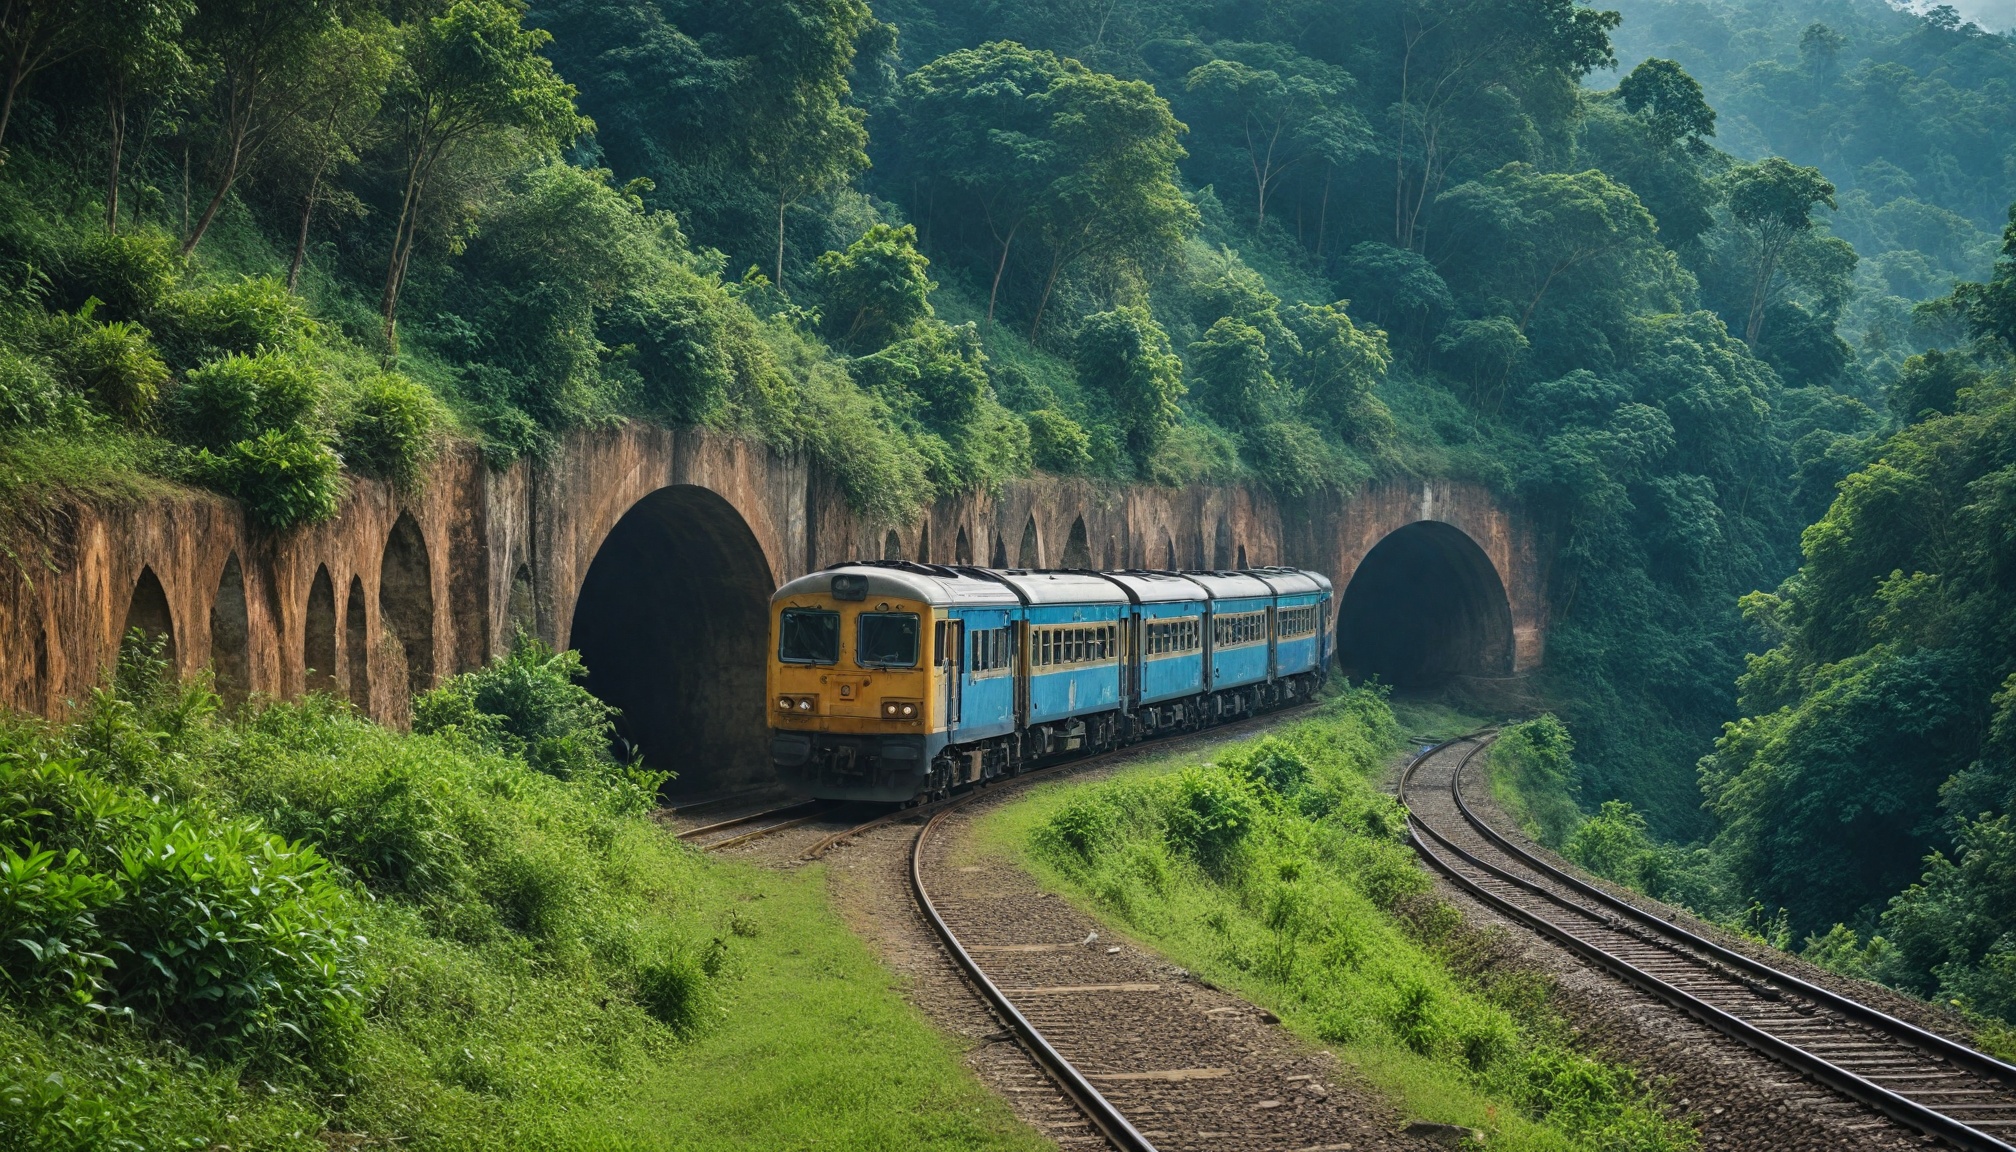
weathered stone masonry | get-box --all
[0,424,1547,791]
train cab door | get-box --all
[935,618,964,730]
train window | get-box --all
[971,626,1013,673]
[779,609,840,664]
[857,613,920,668]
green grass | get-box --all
[972,686,1696,1152]
[583,863,1049,1152]
[0,650,1045,1152]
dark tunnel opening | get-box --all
[1337,521,1514,690]
[569,486,774,798]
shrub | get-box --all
[194,428,344,529]
[169,351,323,451]
[41,314,167,426]
[634,937,726,1035]
[0,347,89,431]
[46,228,179,320]
[338,372,441,487]
[159,276,315,364]
[0,750,363,1065]
[1222,737,1311,796]
[1244,419,1336,497]
[1165,766,1257,868]
[1488,715,1584,849]
[413,635,667,809]
[1023,407,1093,473]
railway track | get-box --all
[676,799,848,851]
[893,701,1407,1152]
[1403,735,2016,1152]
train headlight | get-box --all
[881,699,921,720]
[796,697,815,712]
[777,696,794,712]
[777,694,818,714]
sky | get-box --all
[1903,0,2016,31]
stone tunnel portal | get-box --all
[1336,521,1514,690]
[569,485,775,797]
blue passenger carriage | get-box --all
[994,571,1129,757]
[1251,567,1334,681]
[766,560,1334,804]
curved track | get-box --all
[891,702,1346,1152]
[1403,735,2016,1152]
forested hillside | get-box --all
[0,0,2014,1079]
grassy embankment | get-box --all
[0,640,1045,1152]
[975,686,1698,1152]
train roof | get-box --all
[1177,570,1276,600]
[774,562,1020,608]
[1245,567,1330,596]
[773,563,1332,609]
[988,569,1131,606]
[1097,570,1207,604]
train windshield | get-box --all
[856,612,920,668]
[778,609,840,664]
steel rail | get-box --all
[676,799,834,843]
[1402,737,2016,1152]
[1444,746,2016,1091]
[912,802,1158,1152]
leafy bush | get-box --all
[159,276,316,364]
[46,228,180,320]
[1024,406,1092,472]
[168,351,323,450]
[193,428,345,529]
[413,635,667,809]
[816,223,934,354]
[635,937,727,1034]
[0,750,363,1065]
[1488,716,1583,849]
[338,372,441,487]
[0,348,89,431]
[39,314,168,426]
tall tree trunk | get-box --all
[0,43,29,149]
[1315,164,1332,259]
[104,92,125,233]
[180,140,190,238]
[381,150,431,353]
[1030,246,1066,343]
[182,134,244,256]
[287,164,326,291]
[775,192,788,289]
[986,223,1018,327]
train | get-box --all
[766,561,1334,803]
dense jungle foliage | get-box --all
[2,0,2015,1082]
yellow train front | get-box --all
[766,564,971,801]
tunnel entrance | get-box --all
[1337,521,1513,690]
[569,485,774,797]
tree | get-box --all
[1723,157,1836,346]
[1616,57,1715,148]
[89,0,194,233]
[180,0,348,255]
[898,42,1070,326]
[1952,203,2016,351]
[815,223,934,354]
[1074,305,1183,469]
[1181,49,1366,231]
[272,16,393,290]
[378,0,586,348]
[1025,67,1194,340]
[740,0,871,288]
[1189,316,1279,428]
[0,0,95,145]
[1279,301,1391,443]
[1436,163,1665,336]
